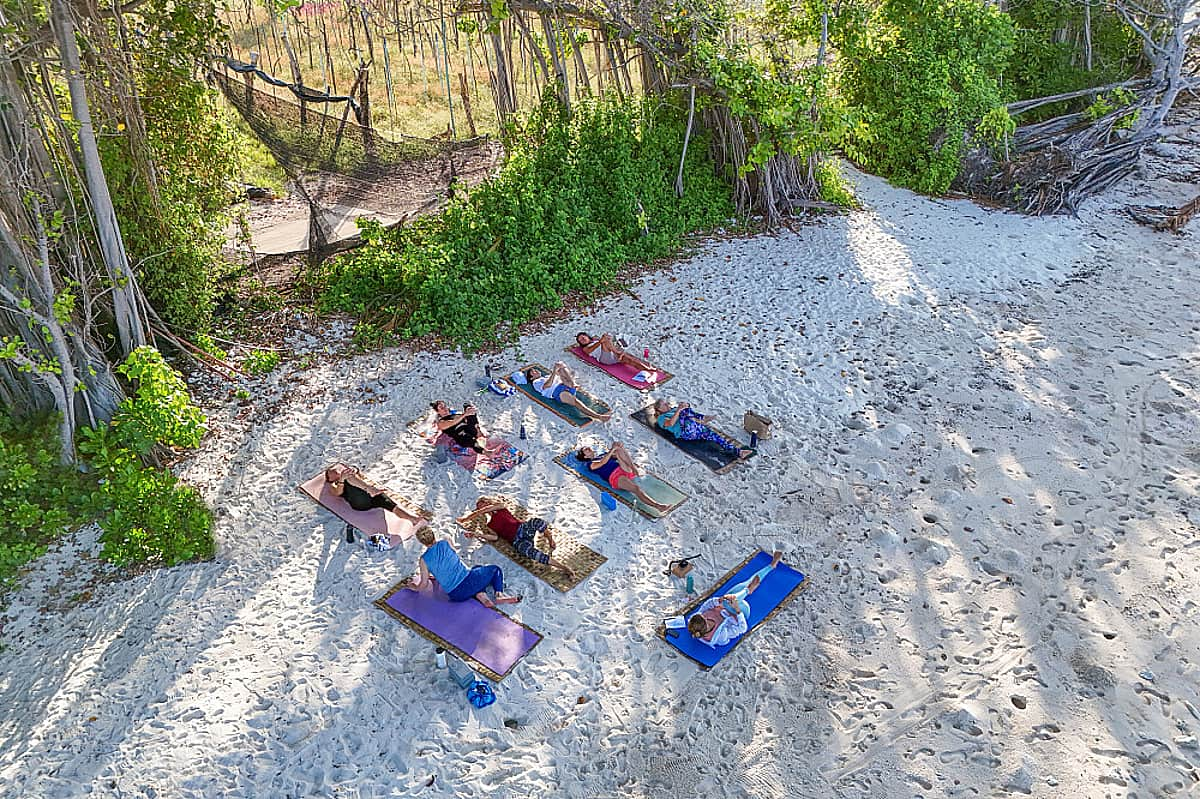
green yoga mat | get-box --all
[554,451,688,520]
[511,363,611,428]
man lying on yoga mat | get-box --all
[324,465,429,546]
[653,399,752,460]
[430,400,499,454]
[575,332,653,371]
[686,551,783,647]
[577,442,673,511]
[413,526,521,608]
[457,498,576,578]
[527,363,612,422]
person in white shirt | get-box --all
[686,551,783,647]
[526,362,612,422]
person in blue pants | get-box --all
[413,526,521,608]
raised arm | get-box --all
[457,502,505,524]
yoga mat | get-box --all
[407,413,527,480]
[631,406,756,474]
[657,551,807,670]
[298,467,432,540]
[457,497,606,591]
[512,364,611,428]
[553,451,688,521]
[565,345,673,390]
[376,578,542,682]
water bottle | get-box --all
[519,423,527,440]
[685,573,695,594]
[435,647,447,669]
[643,347,650,360]
[750,431,759,449]
[485,363,492,378]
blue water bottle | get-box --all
[750,431,759,449]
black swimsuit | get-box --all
[441,413,486,453]
[340,481,396,513]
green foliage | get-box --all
[93,0,239,333]
[816,159,857,207]
[839,0,1015,195]
[975,106,1016,148]
[0,413,95,588]
[1085,87,1140,129]
[112,346,207,455]
[243,349,281,375]
[1005,0,1141,113]
[315,94,732,351]
[76,347,214,570]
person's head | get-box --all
[653,398,671,414]
[475,497,492,511]
[687,615,711,638]
[325,465,349,483]
[577,446,596,461]
[575,332,592,347]
[526,366,544,381]
[431,400,450,415]
[415,527,435,547]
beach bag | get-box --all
[467,678,496,708]
[743,410,774,440]
[487,378,516,397]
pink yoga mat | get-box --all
[566,345,672,389]
[378,580,542,680]
[298,471,424,540]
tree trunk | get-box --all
[51,0,146,357]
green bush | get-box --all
[78,347,214,570]
[839,0,1015,194]
[315,93,733,351]
[243,349,281,375]
[0,413,95,587]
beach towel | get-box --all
[376,578,543,682]
[456,497,606,591]
[298,467,432,541]
[657,551,807,670]
[408,413,528,480]
[565,345,673,390]
[512,363,611,428]
[553,451,688,520]
[630,406,756,474]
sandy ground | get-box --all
[2,132,1199,797]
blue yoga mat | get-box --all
[661,551,806,669]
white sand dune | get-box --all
[2,156,1199,798]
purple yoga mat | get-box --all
[380,581,542,680]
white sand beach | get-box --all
[2,134,1199,798]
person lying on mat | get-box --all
[430,399,497,454]
[577,442,673,511]
[686,551,783,647]
[575,332,653,371]
[457,498,576,578]
[653,399,752,460]
[527,362,612,422]
[324,465,430,542]
[413,526,521,608]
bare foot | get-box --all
[770,550,783,568]
[651,499,674,512]
[738,448,753,459]
[411,517,430,532]
[494,593,522,605]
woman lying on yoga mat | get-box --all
[575,332,653,371]
[430,400,498,454]
[577,442,673,511]
[686,551,783,647]
[413,526,521,608]
[457,498,576,578]
[324,465,430,541]
[653,399,752,460]
[527,363,612,422]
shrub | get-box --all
[839,0,1015,194]
[78,347,214,570]
[315,93,733,352]
[0,413,95,587]
[243,349,282,375]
